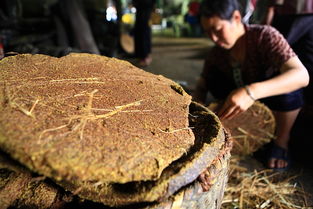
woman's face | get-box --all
[201,11,241,49]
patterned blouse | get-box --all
[200,24,296,99]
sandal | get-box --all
[267,142,291,172]
[138,56,152,67]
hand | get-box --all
[198,170,213,192]
[217,87,255,120]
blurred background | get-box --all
[0,0,266,58]
[1,1,313,208]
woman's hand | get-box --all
[217,87,255,120]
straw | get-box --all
[222,157,311,209]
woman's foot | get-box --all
[268,142,290,171]
[138,56,152,67]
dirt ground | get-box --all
[119,36,212,92]
[119,35,313,208]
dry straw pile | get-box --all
[209,102,312,209]
[222,156,311,209]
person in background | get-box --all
[0,36,4,60]
[133,0,156,67]
[185,0,202,37]
[262,0,313,105]
[193,0,309,171]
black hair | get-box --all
[200,0,240,20]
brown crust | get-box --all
[0,122,231,209]
[0,152,71,209]
[0,53,194,184]
[57,102,226,206]
[0,54,229,207]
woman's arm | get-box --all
[262,6,275,25]
[217,56,309,120]
[248,56,309,99]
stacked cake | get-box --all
[0,54,231,209]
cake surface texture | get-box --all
[0,53,194,184]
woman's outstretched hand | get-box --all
[217,87,255,120]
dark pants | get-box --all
[134,9,152,59]
[272,14,313,105]
[260,89,304,112]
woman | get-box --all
[263,0,313,105]
[193,0,309,170]
[133,0,155,67]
